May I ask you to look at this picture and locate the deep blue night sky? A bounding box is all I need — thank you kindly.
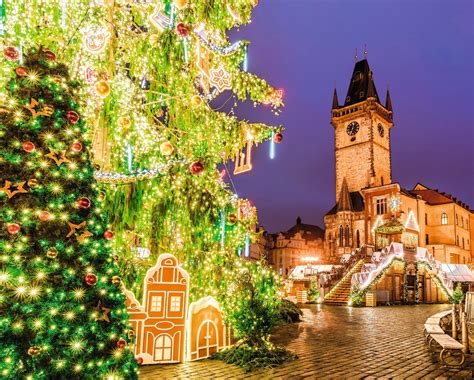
[226,0,474,233]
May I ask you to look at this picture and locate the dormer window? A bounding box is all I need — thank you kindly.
[359,91,365,98]
[345,96,350,103]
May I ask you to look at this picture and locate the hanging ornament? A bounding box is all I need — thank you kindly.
[23,98,54,118]
[209,65,232,93]
[274,132,283,143]
[0,180,28,198]
[149,5,172,31]
[27,346,41,356]
[67,221,93,243]
[71,142,83,152]
[22,141,35,152]
[190,161,204,175]
[3,46,19,61]
[66,110,80,124]
[15,66,28,77]
[117,338,127,349]
[191,95,202,106]
[104,230,114,240]
[234,133,253,175]
[46,247,58,259]
[136,357,144,365]
[94,80,110,98]
[111,276,121,285]
[228,213,237,225]
[176,23,190,38]
[174,0,188,9]
[76,197,91,209]
[38,211,52,222]
[85,273,98,286]
[7,223,21,235]
[93,300,111,322]
[117,116,131,129]
[45,147,71,166]
[43,49,56,62]
[160,141,174,156]
[98,192,106,201]
[85,27,111,53]
[27,179,39,189]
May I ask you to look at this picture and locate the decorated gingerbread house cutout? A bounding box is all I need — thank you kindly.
[186,296,232,361]
[124,253,189,364]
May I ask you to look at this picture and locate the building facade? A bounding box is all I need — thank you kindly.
[324,58,473,264]
[269,217,325,277]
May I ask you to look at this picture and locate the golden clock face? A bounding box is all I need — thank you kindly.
[378,123,385,137]
[346,121,359,136]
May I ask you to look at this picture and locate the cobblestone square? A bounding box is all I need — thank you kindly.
[140,304,473,379]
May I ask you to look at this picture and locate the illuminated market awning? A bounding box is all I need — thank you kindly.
[440,264,474,283]
[376,218,405,235]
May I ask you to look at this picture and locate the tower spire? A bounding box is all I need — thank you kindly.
[385,89,393,111]
[337,178,353,212]
[354,48,358,62]
[332,87,339,109]
[364,44,368,59]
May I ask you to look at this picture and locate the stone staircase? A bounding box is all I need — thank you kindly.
[324,257,371,305]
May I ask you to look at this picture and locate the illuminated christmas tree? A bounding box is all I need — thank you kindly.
[1,0,290,369]
[0,47,137,379]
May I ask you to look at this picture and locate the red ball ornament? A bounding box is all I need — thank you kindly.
[71,142,83,153]
[85,273,98,286]
[15,66,28,77]
[228,213,238,225]
[104,230,114,240]
[77,197,91,209]
[43,49,56,62]
[117,338,127,349]
[7,223,21,235]
[38,211,52,222]
[176,23,190,38]
[190,161,204,175]
[66,111,80,124]
[3,46,19,61]
[22,141,36,152]
[274,133,283,143]
[136,357,143,365]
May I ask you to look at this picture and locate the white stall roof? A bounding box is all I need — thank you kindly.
[288,265,340,280]
[440,264,474,282]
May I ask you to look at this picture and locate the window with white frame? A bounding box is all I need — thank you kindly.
[376,198,387,215]
[170,296,181,312]
[441,213,448,225]
[150,295,163,312]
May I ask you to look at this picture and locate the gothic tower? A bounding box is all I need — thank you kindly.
[331,59,393,199]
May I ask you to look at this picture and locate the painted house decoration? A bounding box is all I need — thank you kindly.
[124,253,189,364]
[186,296,231,361]
[123,254,231,365]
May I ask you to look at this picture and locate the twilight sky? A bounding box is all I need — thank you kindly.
[225,0,474,233]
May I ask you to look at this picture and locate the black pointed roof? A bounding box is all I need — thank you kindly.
[332,88,339,109]
[385,89,392,111]
[344,59,380,107]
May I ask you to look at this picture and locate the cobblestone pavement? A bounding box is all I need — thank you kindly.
[140,304,473,379]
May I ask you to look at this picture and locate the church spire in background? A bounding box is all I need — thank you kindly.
[385,89,393,111]
[332,88,339,109]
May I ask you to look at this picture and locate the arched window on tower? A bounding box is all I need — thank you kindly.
[345,225,350,247]
[441,213,448,225]
[339,226,343,247]
[356,230,360,248]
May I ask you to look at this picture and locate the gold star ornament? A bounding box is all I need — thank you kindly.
[46,148,71,166]
[66,221,93,243]
[93,300,111,322]
[0,180,28,198]
[23,98,54,118]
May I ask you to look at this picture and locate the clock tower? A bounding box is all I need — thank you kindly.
[331,59,393,199]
